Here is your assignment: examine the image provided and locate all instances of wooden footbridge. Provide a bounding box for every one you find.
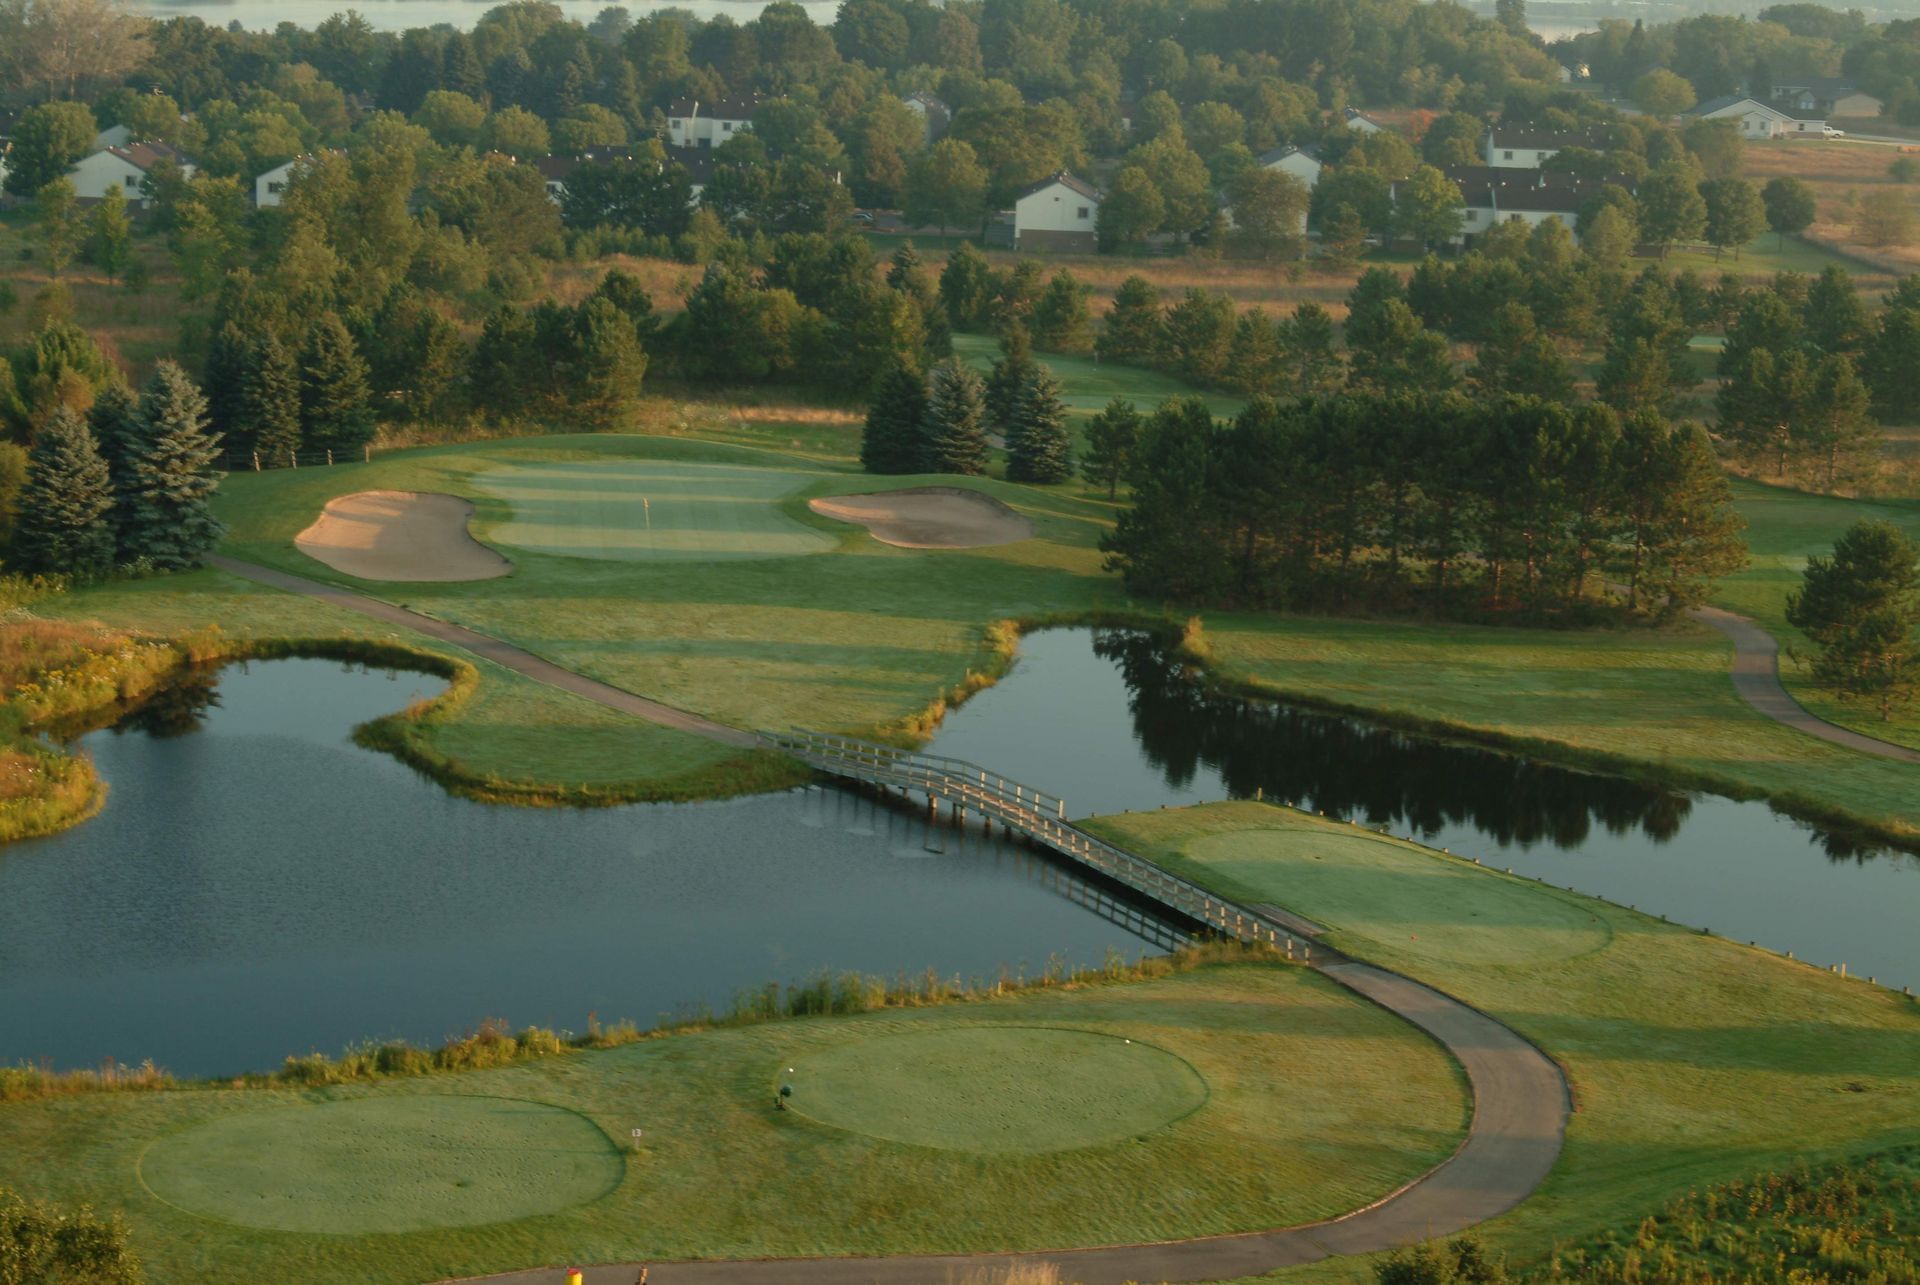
[767,730,1297,949]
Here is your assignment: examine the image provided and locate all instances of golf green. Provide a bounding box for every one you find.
[1186,827,1611,966]
[138,1094,622,1233]
[475,457,835,562]
[781,1026,1209,1154]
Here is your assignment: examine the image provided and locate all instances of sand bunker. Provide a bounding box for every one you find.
[809,487,1035,550]
[295,491,511,582]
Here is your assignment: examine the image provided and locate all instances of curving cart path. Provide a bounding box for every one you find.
[1690,606,1920,764]
[212,553,1571,1282]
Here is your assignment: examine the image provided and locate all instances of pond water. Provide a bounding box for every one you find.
[131,0,837,32]
[927,629,1920,992]
[0,659,1175,1078]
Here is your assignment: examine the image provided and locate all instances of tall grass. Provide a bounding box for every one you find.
[0,940,1284,1101]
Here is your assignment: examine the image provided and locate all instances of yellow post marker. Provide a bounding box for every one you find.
[566,1269,584,1285]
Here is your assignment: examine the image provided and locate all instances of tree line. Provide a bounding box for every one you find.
[1097,391,1747,622]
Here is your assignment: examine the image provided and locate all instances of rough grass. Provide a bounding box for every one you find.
[1085,802,1920,1276]
[1742,138,1920,276]
[0,962,1468,1282]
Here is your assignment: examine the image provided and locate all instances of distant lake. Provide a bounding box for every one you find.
[130,0,838,32]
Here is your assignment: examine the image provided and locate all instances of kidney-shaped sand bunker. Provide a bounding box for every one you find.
[139,1094,621,1233]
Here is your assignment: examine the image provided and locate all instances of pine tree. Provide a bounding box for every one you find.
[122,361,225,569]
[921,358,990,476]
[568,296,647,429]
[1081,398,1142,498]
[985,322,1036,431]
[1029,270,1094,354]
[12,406,115,577]
[1096,275,1164,365]
[1796,355,1877,492]
[1225,309,1285,395]
[1787,519,1920,721]
[937,241,995,330]
[1279,303,1345,396]
[1006,369,1073,483]
[87,384,142,551]
[300,313,376,453]
[243,332,303,467]
[860,360,930,475]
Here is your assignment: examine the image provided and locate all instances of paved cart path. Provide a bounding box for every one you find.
[459,932,1567,1285]
[1691,605,1920,764]
[207,557,758,748]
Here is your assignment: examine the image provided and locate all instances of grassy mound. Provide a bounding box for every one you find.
[474,457,836,562]
[138,1094,621,1233]
[782,1026,1207,1153]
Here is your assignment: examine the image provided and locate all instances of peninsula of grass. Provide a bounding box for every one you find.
[25,419,1920,844]
[1084,803,1920,1277]
[0,959,1468,1283]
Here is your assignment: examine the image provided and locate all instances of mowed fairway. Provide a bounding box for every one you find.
[1090,803,1920,1272]
[0,964,1468,1282]
[475,457,836,562]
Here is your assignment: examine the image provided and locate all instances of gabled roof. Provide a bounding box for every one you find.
[665,95,764,121]
[99,141,190,172]
[1256,144,1320,167]
[1441,165,1636,213]
[1344,106,1380,122]
[1690,94,1784,119]
[1014,170,1101,202]
[1486,123,1612,151]
[905,90,950,112]
[1776,76,1869,97]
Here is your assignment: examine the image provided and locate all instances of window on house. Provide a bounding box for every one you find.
[670,119,682,129]
[125,175,137,187]
[1503,150,1514,160]
[267,181,283,194]
[722,122,733,131]
[1077,206,1089,219]
[1465,209,1478,221]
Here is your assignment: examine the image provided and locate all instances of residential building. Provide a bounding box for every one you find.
[1256,145,1322,189]
[1687,95,1827,138]
[902,91,952,143]
[1481,124,1612,169]
[665,96,763,149]
[1771,78,1884,118]
[1012,171,1101,253]
[1343,106,1386,134]
[67,142,193,204]
[1439,166,1634,247]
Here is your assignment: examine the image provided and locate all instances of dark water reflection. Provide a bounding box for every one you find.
[0,659,1174,1078]
[928,629,1920,990]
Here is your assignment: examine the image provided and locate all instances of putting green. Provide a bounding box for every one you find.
[782,1026,1208,1154]
[1187,827,1611,966]
[475,458,835,562]
[138,1094,621,1233]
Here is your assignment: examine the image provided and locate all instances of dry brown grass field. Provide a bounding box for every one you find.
[1744,137,1920,276]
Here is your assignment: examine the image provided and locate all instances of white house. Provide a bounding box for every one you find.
[1343,107,1386,134]
[1481,124,1612,169]
[1440,167,1632,247]
[902,91,951,143]
[67,143,192,205]
[1256,145,1322,189]
[665,96,763,149]
[1772,78,1883,118]
[1012,171,1101,253]
[1688,95,1826,138]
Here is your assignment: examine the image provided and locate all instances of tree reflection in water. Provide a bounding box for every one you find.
[110,668,222,740]
[1094,630,1895,862]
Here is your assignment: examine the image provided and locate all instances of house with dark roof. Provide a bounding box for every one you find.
[1481,124,1613,169]
[1688,95,1828,138]
[1256,145,1322,189]
[1343,106,1386,134]
[1012,171,1101,253]
[665,96,764,149]
[68,142,193,205]
[1437,166,1634,247]
[1771,78,1883,119]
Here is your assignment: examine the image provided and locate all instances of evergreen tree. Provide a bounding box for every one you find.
[1099,398,1227,601]
[87,187,134,284]
[243,332,303,468]
[86,385,142,551]
[938,241,995,330]
[300,313,376,453]
[568,296,647,429]
[1005,368,1072,483]
[12,406,115,577]
[1347,299,1455,392]
[1280,303,1345,396]
[469,304,537,422]
[985,323,1037,431]
[1226,309,1285,395]
[921,358,990,476]
[1162,287,1237,386]
[1787,519,1920,721]
[1470,303,1573,402]
[1796,355,1877,491]
[1867,303,1920,422]
[1081,397,1142,498]
[1618,419,1747,616]
[860,360,930,475]
[1029,271,1094,354]
[123,361,225,569]
[1805,266,1868,356]
[1096,275,1164,365]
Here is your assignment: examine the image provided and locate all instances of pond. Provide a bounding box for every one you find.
[0,659,1177,1078]
[927,629,1920,992]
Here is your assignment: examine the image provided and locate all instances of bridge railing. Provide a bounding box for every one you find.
[769,730,1287,947]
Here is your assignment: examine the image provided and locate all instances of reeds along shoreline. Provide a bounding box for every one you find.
[0,940,1284,1102]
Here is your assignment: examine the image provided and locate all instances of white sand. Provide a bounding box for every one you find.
[295,491,511,582]
[809,487,1035,549]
